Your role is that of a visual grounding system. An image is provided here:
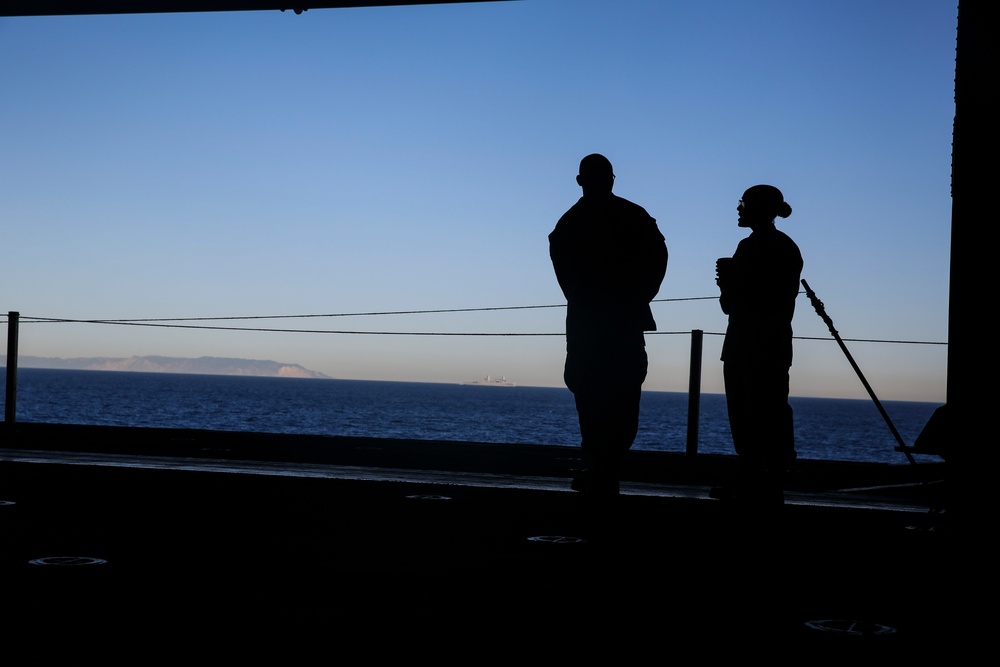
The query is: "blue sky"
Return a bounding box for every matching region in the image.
[1,1,955,402]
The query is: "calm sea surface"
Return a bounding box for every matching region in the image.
[2,368,943,464]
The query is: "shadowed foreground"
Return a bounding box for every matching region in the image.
[0,424,968,659]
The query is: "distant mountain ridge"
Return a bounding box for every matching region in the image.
[3,355,332,379]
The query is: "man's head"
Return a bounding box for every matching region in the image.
[576,153,615,195]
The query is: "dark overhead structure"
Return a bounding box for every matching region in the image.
[0,1,510,17]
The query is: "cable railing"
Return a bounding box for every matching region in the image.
[2,294,947,459]
[0,294,951,345]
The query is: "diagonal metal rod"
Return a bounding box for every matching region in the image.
[801,280,916,465]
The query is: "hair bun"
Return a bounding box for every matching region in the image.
[743,184,791,219]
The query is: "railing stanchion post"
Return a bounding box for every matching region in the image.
[686,329,703,457]
[5,311,19,425]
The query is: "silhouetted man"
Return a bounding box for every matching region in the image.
[549,153,668,499]
[713,184,803,506]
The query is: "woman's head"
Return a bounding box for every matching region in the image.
[738,184,792,227]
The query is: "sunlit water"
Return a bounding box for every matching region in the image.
[3,368,942,464]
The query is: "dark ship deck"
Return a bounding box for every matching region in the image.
[1,423,966,659]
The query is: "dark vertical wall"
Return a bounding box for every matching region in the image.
[948,0,990,520]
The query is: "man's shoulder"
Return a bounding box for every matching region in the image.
[555,196,587,218]
[610,194,658,223]
[611,193,647,210]
[553,193,658,228]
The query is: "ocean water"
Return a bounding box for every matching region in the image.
[2,368,943,465]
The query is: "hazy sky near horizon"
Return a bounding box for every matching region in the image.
[2,1,955,402]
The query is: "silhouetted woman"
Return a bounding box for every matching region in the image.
[713,184,803,505]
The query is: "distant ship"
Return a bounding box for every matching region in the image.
[462,375,516,387]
